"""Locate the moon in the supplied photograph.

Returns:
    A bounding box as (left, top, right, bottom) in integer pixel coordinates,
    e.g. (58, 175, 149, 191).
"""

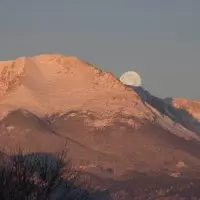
(119, 71, 142, 87)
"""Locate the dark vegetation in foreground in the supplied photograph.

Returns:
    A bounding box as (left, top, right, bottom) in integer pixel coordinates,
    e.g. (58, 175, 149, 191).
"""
(0, 148, 96, 200)
(0, 147, 200, 200)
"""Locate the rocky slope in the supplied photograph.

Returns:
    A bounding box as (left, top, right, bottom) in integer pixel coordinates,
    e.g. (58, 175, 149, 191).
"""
(0, 54, 200, 199)
(171, 98, 200, 121)
(132, 86, 200, 135)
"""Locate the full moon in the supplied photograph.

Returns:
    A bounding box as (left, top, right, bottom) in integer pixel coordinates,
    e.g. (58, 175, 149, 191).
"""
(119, 71, 142, 87)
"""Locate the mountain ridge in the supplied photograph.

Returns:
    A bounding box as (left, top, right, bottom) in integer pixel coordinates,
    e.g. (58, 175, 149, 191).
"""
(0, 53, 200, 199)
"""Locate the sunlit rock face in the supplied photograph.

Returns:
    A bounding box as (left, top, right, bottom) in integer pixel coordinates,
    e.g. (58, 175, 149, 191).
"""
(171, 98, 200, 122)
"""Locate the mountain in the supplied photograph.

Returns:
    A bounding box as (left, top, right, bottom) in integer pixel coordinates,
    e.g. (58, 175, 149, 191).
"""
(170, 98, 200, 121)
(132, 86, 200, 135)
(0, 54, 200, 199)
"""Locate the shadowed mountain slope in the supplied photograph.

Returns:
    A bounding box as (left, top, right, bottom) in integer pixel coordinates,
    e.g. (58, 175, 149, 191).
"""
(132, 86, 200, 135)
(170, 98, 200, 121)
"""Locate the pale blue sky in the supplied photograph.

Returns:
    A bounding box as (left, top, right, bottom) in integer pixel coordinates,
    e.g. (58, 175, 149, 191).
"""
(0, 0, 200, 98)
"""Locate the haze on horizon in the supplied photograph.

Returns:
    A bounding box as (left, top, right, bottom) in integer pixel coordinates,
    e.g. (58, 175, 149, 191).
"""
(0, 0, 199, 99)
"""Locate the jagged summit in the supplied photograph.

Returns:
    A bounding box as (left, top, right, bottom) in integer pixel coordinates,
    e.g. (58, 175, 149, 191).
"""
(0, 54, 128, 96)
(0, 54, 147, 126)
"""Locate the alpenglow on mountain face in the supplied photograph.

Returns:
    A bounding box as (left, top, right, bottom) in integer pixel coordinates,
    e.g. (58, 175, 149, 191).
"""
(0, 54, 200, 199)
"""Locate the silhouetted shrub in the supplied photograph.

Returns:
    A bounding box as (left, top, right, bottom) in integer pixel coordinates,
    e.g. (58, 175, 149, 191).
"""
(0, 148, 91, 200)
